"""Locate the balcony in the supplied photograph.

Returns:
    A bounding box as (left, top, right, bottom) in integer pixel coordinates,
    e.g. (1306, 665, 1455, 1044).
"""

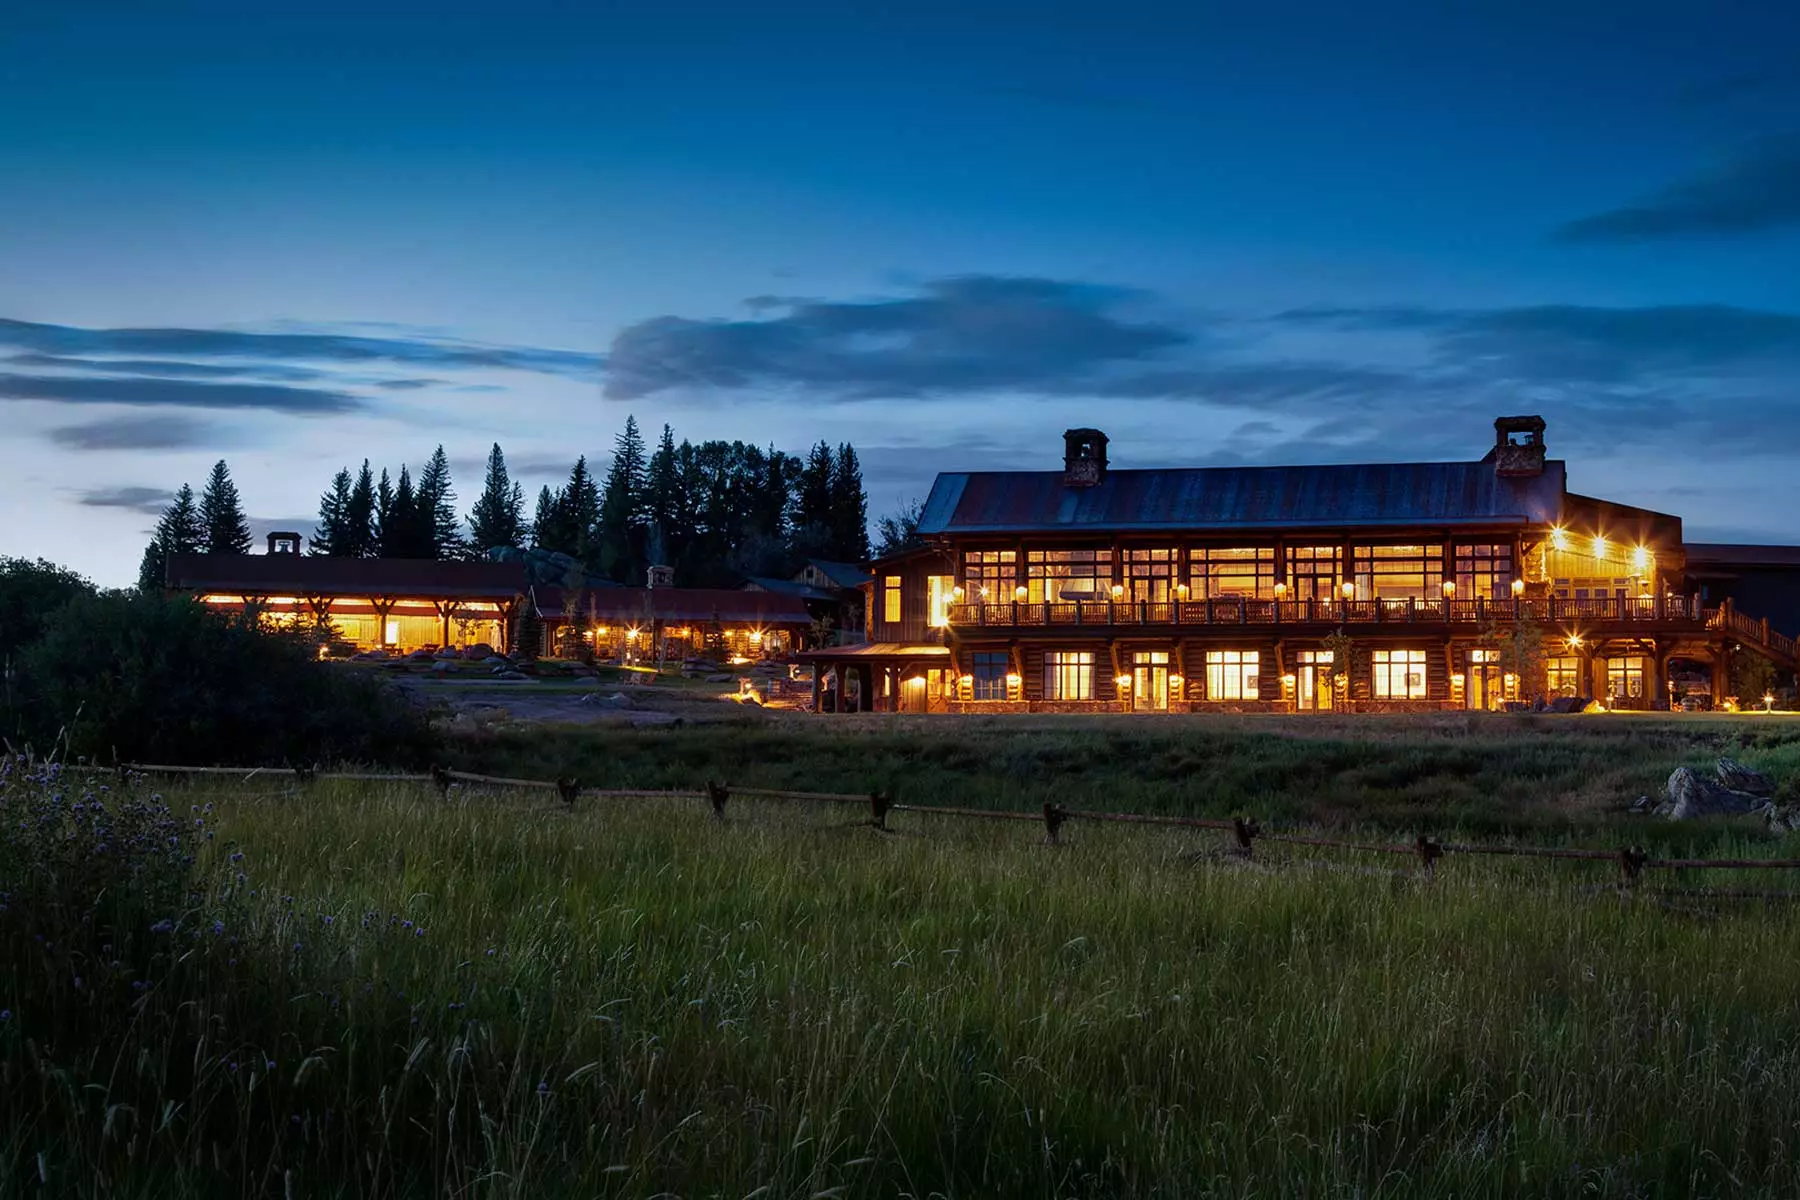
(945, 595, 1714, 633)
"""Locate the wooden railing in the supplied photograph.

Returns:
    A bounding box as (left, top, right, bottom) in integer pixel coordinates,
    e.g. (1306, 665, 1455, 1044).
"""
(947, 595, 1710, 630)
(1714, 604, 1799, 663)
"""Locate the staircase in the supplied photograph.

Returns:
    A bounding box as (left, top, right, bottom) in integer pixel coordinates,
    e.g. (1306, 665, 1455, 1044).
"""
(1708, 602, 1799, 671)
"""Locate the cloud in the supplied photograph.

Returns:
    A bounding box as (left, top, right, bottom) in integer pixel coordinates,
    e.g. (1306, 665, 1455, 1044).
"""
(0, 318, 603, 380)
(604, 275, 1189, 400)
(76, 485, 171, 516)
(1554, 137, 1800, 241)
(47, 414, 222, 451)
(5, 353, 335, 383)
(0, 372, 361, 413)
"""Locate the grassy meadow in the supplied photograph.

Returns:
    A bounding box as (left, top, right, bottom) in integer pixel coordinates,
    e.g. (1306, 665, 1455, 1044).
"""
(10, 715, 1800, 1196)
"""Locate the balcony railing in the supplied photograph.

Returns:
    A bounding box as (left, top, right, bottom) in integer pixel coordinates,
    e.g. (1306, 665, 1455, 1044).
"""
(946, 595, 1710, 630)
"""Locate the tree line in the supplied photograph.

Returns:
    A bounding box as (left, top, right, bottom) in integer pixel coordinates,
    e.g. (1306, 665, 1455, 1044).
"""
(139, 416, 901, 590)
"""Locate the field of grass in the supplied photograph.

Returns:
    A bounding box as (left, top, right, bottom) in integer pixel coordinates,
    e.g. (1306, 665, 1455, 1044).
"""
(10, 717, 1800, 1197)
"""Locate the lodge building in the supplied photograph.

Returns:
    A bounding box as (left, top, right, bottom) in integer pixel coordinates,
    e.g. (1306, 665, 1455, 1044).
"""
(801, 417, 1798, 714)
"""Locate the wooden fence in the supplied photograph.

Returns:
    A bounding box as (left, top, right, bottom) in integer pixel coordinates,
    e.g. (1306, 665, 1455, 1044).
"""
(106, 760, 1800, 896)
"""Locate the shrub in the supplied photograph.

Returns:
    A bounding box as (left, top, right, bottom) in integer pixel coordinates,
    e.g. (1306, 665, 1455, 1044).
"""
(15, 591, 434, 766)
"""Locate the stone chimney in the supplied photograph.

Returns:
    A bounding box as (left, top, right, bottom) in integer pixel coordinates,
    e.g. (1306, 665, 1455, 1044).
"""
(646, 564, 675, 589)
(266, 531, 303, 555)
(1492, 416, 1546, 478)
(1063, 428, 1109, 487)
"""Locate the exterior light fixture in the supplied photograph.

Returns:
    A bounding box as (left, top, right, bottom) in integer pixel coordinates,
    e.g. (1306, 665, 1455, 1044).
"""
(1169, 674, 1184, 687)
(959, 674, 974, 686)
(1110, 584, 1125, 599)
(1765, 692, 1776, 712)
(1593, 535, 1608, 559)
(1274, 582, 1288, 598)
(1550, 526, 1569, 551)
(1511, 578, 1526, 596)
(1005, 672, 1021, 686)
(1175, 583, 1190, 597)
(1114, 674, 1132, 689)
(1451, 672, 1466, 686)
(749, 629, 763, 643)
(1631, 545, 1650, 572)
(1567, 633, 1584, 650)
(1281, 673, 1297, 687)
(1341, 582, 1356, 599)
(1442, 581, 1456, 597)
(952, 585, 964, 600)
(1015, 585, 1028, 600)
(978, 585, 989, 598)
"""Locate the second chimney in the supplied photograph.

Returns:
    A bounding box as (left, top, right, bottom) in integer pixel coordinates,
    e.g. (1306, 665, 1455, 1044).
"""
(1063, 428, 1109, 487)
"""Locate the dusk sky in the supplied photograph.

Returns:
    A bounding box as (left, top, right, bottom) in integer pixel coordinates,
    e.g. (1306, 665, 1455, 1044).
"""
(6, 0, 1800, 584)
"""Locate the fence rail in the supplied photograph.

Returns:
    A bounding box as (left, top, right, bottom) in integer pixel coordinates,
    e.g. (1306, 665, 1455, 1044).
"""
(104, 759, 1800, 891)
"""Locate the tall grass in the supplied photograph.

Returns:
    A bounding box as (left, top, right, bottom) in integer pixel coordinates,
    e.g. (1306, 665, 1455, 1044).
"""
(9, 763, 1800, 1197)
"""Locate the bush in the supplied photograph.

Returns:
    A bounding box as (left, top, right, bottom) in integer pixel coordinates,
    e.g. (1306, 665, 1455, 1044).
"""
(15, 591, 434, 766)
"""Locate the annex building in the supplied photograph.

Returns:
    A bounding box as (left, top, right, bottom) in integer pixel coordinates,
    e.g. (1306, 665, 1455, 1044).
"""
(802, 417, 1798, 714)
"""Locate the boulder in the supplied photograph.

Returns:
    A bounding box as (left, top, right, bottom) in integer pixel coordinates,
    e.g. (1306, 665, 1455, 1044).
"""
(461, 643, 495, 661)
(1629, 794, 1656, 814)
(1716, 757, 1775, 797)
(406, 648, 435, 662)
(495, 670, 531, 681)
(435, 646, 461, 660)
(1664, 766, 1763, 820)
(1765, 805, 1800, 835)
(706, 673, 734, 683)
(481, 655, 509, 667)
(431, 659, 453, 673)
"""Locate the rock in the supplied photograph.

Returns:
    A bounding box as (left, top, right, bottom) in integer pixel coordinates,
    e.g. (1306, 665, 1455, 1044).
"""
(435, 646, 461, 659)
(461, 643, 495, 661)
(1664, 766, 1763, 820)
(1765, 805, 1800, 835)
(706, 673, 734, 683)
(431, 659, 452, 673)
(495, 670, 530, 681)
(1716, 757, 1775, 797)
(406, 649, 434, 662)
(1629, 794, 1655, 814)
(481, 655, 509, 667)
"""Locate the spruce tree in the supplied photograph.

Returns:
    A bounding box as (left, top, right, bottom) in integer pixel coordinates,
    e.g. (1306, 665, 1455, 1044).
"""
(540, 456, 600, 558)
(829, 443, 869, 562)
(467, 443, 525, 554)
(199, 460, 253, 555)
(530, 486, 557, 550)
(645, 425, 678, 545)
(374, 468, 396, 554)
(599, 416, 649, 578)
(415, 444, 465, 560)
(382, 466, 426, 557)
(344, 460, 377, 557)
(137, 483, 205, 590)
(312, 469, 354, 555)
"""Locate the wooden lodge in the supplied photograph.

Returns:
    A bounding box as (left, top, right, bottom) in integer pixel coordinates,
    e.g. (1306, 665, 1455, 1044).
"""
(166, 534, 810, 661)
(800, 417, 1799, 714)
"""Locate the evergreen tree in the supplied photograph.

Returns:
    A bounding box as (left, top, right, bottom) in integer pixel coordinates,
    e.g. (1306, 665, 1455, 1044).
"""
(829, 443, 869, 562)
(545, 455, 601, 559)
(415, 444, 466, 560)
(874, 498, 925, 557)
(374, 467, 396, 553)
(598, 416, 649, 579)
(199, 460, 252, 555)
(645, 425, 679, 549)
(137, 484, 205, 591)
(381, 466, 427, 557)
(530, 486, 557, 550)
(467, 443, 526, 554)
(344, 460, 377, 557)
(793, 440, 836, 540)
(311, 469, 355, 556)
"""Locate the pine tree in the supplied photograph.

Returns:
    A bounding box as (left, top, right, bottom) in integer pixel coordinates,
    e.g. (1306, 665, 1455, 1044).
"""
(530, 486, 557, 550)
(829, 443, 869, 562)
(645, 425, 679, 544)
(344, 460, 377, 557)
(374, 468, 396, 554)
(467, 443, 525, 555)
(539, 456, 600, 558)
(598, 416, 649, 578)
(415, 444, 466, 560)
(382, 466, 427, 557)
(199, 460, 252, 555)
(312, 469, 354, 556)
(137, 483, 205, 590)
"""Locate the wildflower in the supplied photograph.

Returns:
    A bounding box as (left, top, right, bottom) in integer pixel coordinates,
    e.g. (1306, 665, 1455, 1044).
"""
(212, 920, 225, 935)
(485, 948, 496, 957)
(414, 927, 425, 938)
(131, 981, 147, 992)
(150, 919, 174, 935)
(0, 1010, 10, 1022)
(229, 852, 244, 863)
(536, 1081, 551, 1098)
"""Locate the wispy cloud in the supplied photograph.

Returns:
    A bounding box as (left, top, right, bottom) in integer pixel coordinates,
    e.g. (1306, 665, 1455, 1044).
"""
(0, 372, 362, 414)
(75, 485, 171, 516)
(604, 275, 1189, 401)
(47, 414, 223, 451)
(1554, 136, 1800, 241)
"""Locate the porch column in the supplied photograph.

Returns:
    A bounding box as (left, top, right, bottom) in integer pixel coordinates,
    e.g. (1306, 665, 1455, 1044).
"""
(834, 663, 848, 713)
(811, 663, 823, 713)
(1711, 649, 1728, 709)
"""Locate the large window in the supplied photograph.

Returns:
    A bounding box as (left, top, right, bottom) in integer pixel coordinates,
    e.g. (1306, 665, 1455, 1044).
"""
(1043, 651, 1094, 700)
(1353, 545, 1444, 601)
(1026, 548, 1113, 603)
(1453, 543, 1515, 600)
(883, 575, 901, 624)
(1204, 650, 1260, 700)
(1607, 656, 1645, 702)
(971, 651, 1010, 700)
(1546, 655, 1582, 697)
(963, 550, 1017, 601)
(1124, 548, 1177, 601)
(1372, 648, 1429, 699)
(1286, 545, 1342, 600)
(928, 575, 954, 627)
(1190, 547, 1275, 600)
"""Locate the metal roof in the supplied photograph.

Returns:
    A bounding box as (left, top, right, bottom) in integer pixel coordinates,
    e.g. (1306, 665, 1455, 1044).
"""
(166, 553, 527, 599)
(804, 558, 874, 588)
(742, 576, 843, 602)
(917, 460, 1569, 535)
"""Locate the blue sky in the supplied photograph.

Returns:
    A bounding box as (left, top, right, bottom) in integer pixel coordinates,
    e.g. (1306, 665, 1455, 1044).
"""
(5, 0, 1799, 583)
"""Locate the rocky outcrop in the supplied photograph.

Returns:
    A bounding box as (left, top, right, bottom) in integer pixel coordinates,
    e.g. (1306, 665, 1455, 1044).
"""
(1655, 762, 1778, 820)
(1716, 757, 1775, 797)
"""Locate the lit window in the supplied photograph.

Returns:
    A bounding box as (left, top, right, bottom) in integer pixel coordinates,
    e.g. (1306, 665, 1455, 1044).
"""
(971, 652, 1009, 700)
(884, 576, 901, 624)
(1026, 548, 1113, 603)
(1044, 651, 1094, 700)
(1607, 656, 1645, 701)
(927, 575, 953, 627)
(1371, 648, 1428, 699)
(1190, 547, 1275, 600)
(1204, 650, 1260, 700)
(1546, 655, 1581, 697)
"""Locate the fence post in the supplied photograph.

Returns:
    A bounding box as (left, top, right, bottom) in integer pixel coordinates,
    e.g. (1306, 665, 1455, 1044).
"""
(430, 764, 452, 799)
(706, 780, 730, 821)
(294, 765, 316, 786)
(870, 790, 891, 831)
(1618, 845, 1646, 891)
(1232, 817, 1260, 857)
(555, 776, 580, 808)
(1043, 802, 1068, 845)
(1415, 834, 1442, 879)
